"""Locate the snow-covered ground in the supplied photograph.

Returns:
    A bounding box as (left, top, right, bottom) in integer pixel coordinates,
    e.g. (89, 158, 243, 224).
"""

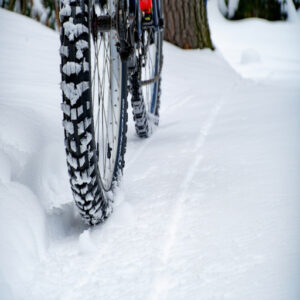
(0, 0, 299, 299)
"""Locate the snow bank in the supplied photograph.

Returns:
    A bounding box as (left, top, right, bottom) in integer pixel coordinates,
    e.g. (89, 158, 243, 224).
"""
(209, 0, 300, 80)
(217, 0, 298, 20)
(0, 8, 72, 299)
(0, 182, 47, 298)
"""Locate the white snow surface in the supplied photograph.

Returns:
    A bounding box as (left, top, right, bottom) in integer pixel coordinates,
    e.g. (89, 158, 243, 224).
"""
(0, 2, 300, 299)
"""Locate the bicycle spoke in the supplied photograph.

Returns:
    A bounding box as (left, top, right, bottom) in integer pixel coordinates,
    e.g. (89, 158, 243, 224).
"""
(88, 1, 122, 190)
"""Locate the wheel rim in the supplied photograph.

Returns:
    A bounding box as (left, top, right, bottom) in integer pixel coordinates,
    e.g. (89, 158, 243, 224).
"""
(91, 0, 122, 191)
(141, 30, 159, 115)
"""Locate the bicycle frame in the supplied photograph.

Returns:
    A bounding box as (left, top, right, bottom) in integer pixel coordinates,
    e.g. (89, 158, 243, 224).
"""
(134, 0, 164, 35)
(95, 0, 163, 61)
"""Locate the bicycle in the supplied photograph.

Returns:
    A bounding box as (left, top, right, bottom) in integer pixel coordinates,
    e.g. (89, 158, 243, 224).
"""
(59, 0, 164, 225)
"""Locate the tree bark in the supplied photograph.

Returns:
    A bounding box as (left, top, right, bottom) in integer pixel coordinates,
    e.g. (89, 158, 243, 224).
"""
(162, 0, 214, 50)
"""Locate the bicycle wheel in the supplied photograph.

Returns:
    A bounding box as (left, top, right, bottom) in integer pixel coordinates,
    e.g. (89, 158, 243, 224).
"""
(60, 0, 128, 225)
(131, 15, 163, 138)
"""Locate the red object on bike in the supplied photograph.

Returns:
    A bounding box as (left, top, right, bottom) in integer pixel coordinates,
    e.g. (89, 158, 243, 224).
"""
(140, 0, 152, 13)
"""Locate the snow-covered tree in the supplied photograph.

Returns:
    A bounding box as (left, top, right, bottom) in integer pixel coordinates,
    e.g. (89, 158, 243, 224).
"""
(163, 0, 214, 50)
(41, 0, 59, 29)
(1, 0, 59, 29)
(293, 0, 300, 9)
(218, 0, 296, 20)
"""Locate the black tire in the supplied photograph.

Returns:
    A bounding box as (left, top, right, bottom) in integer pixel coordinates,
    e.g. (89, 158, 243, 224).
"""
(60, 0, 128, 225)
(131, 24, 163, 138)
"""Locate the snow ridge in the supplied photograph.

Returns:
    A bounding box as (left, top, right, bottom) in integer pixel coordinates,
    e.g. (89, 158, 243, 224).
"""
(150, 81, 240, 300)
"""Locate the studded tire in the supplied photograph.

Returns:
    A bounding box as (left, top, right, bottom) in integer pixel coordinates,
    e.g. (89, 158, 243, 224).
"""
(59, 0, 128, 225)
(130, 29, 163, 138)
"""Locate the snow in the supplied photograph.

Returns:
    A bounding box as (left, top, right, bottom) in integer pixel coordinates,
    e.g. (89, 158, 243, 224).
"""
(217, 0, 228, 17)
(225, 0, 240, 18)
(240, 48, 261, 65)
(61, 81, 89, 105)
(63, 119, 74, 134)
(218, 0, 298, 20)
(0, 2, 300, 299)
(60, 45, 69, 58)
(60, 5, 72, 19)
(67, 152, 78, 168)
(79, 132, 92, 152)
(210, 0, 300, 80)
(284, 0, 299, 22)
(76, 39, 89, 59)
(61, 102, 71, 116)
(62, 62, 82, 76)
(78, 230, 97, 254)
(63, 17, 88, 41)
(217, 0, 240, 18)
(227, 0, 240, 18)
(76, 6, 83, 15)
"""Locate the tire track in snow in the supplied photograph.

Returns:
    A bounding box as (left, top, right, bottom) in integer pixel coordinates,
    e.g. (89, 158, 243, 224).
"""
(126, 94, 195, 170)
(150, 81, 239, 300)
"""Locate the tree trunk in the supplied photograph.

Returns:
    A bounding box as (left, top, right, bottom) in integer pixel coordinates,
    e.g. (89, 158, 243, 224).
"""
(162, 0, 214, 50)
